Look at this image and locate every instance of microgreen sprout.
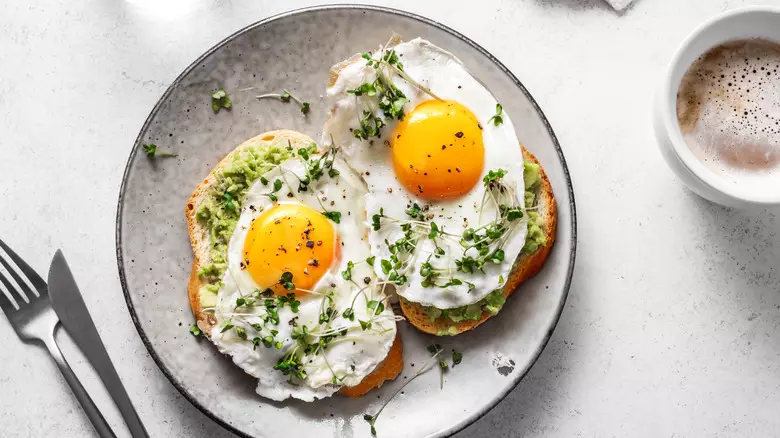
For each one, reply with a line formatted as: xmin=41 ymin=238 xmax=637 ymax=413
xmin=364 ymin=344 xmax=445 ymax=436
xmin=142 ymin=143 xmax=177 ymax=158
xmin=372 ymin=208 xmax=384 ymax=230
xmin=189 ymin=324 xmax=202 ymax=337
xmin=211 ymin=88 xmax=232 ymax=112
xmin=265 ymin=178 xmax=283 ymax=202
xmin=353 ymin=109 xmax=385 ymax=140
xmin=452 ymin=350 xmax=463 ymax=366
xmin=322 ymin=211 xmax=341 ymax=224
xmin=341 ymin=261 xmax=355 ymax=281
xmin=296 ymin=143 xmax=339 ymax=193
xmin=287 ymin=142 xmax=342 ymax=221
xmin=367 ymin=300 xmax=385 ymax=316
xmin=487 ymin=103 xmax=504 ymax=126
xmin=426 ymin=344 xmax=448 ymax=389
xmin=220 ymin=320 xmax=234 ymax=333
xmin=426 ymin=222 xmax=437 ymax=239
xmin=453 ymin=168 xmax=523 ymax=275
xmin=349 ymin=42 xmax=442 ymax=142
xmin=222 ymin=192 xmax=236 ymax=211
xmin=256 ymin=88 xmax=310 ymax=114
xmin=405 ymin=203 xmax=422 ymax=219
xmin=235 ymin=296 xmax=254 ymax=308
xmin=362 ymin=47 xmax=443 ymax=101
xmin=279 ymin=272 xmax=295 ymax=290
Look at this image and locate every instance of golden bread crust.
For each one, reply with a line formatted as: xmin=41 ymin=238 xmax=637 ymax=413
xmin=339 ymin=333 xmax=403 ymax=397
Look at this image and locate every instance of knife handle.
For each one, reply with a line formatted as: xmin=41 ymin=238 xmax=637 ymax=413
xmin=43 ymin=333 xmax=117 ymax=438
xmin=81 ymin=339 xmax=149 ymax=438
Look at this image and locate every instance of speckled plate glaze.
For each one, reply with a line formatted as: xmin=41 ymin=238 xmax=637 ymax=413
xmin=117 ymin=5 xmax=576 ymax=438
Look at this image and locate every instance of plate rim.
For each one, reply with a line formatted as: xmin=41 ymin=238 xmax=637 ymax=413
xmin=115 ymin=4 xmax=578 ymax=437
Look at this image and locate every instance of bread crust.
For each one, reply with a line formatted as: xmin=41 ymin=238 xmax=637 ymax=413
xmin=399 ymin=146 xmax=557 ymax=335
xmin=185 ymin=130 xmax=402 ymax=397
xmin=338 ymin=333 xmax=403 ymax=397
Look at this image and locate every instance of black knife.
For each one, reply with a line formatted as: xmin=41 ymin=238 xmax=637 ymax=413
xmin=48 ymin=250 xmax=149 ymax=438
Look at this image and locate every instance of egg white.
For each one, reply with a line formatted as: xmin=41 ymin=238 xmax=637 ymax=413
xmin=209 ymin=155 xmax=397 ymax=402
xmin=225 ymin=156 xmax=367 ymax=296
xmin=323 ymin=38 xmax=528 ymax=309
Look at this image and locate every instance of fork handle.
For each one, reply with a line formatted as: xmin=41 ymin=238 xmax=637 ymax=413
xmin=43 ymin=335 xmax=117 ymax=438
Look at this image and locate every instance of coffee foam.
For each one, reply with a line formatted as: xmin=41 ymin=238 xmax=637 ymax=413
xmin=676 ymin=39 xmax=780 ymax=192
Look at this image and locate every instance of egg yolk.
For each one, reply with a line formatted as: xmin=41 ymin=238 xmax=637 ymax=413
xmin=242 ymin=203 xmax=336 ymax=295
xmin=392 ymin=100 xmax=485 ymax=199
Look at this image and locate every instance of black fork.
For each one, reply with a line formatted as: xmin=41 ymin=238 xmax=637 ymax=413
xmin=0 ymin=238 xmax=116 ymax=438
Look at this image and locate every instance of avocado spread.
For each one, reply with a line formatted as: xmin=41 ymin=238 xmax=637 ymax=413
xmin=522 ymin=161 xmax=546 ymax=254
xmin=420 ymin=160 xmax=546 ymax=330
xmin=198 ymin=282 xmax=221 ymax=308
xmin=421 ymin=288 xmax=507 ymax=322
xmin=195 ymin=143 xmax=293 ymax=282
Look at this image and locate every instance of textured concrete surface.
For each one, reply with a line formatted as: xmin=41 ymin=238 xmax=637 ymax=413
xmin=1 ymin=0 xmax=779 ymax=437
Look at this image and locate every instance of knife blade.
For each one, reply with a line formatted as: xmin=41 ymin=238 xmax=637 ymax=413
xmin=48 ymin=250 xmax=149 ymax=438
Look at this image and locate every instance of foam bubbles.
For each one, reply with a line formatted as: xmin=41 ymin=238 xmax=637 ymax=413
xmin=676 ymin=39 xmax=780 ymax=191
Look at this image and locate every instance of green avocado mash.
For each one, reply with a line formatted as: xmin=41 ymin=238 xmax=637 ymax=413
xmin=436 ymin=326 xmax=459 ymax=336
xmin=198 ymin=282 xmax=221 ymax=308
xmin=421 ymin=288 xmax=507 ymax=323
xmin=418 ymin=159 xmax=546 ymax=330
xmin=195 ymin=143 xmax=293 ymax=281
xmin=522 ymin=161 xmax=546 ymax=254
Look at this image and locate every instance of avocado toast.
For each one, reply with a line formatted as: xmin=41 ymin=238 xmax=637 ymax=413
xmin=185 ymin=129 xmax=403 ymax=397
xmin=398 ymin=146 xmax=557 ymax=336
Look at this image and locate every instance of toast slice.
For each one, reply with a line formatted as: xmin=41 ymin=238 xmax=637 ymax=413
xmin=185 ymin=130 xmax=402 ymax=397
xmin=399 ymin=146 xmax=557 ymax=335
xmin=186 ymin=130 xmax=315 ymax=335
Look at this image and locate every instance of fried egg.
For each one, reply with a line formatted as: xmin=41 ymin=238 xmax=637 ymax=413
xmin=209 ymin=151 xmax=398 ymax=402
xmin=323 ymin=38 xmax=528 ymax=309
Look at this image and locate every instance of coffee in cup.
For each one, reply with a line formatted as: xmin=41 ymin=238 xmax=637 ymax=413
xmin=676 ymin=38 xmax=780 ymax=192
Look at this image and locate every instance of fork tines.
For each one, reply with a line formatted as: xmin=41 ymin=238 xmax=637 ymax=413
xmin=0 ymin=239 xmax=42 ymax=309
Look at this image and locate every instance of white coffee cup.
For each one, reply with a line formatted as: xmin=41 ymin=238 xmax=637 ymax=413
xmin=653 ymin=6 xmax=780 ymax=208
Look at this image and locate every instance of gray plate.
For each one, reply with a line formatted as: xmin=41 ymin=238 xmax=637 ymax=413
xmin=116 ymin=5 xmax=576 ymax=438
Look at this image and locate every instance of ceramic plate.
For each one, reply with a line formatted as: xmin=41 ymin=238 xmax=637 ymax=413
xmin=117 ymin=5 xmax=576 ymax=438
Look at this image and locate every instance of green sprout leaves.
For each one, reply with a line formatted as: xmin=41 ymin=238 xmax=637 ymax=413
xmin=211 ymin=88 xmax=232 ymax=112
xmin=487 ymin=103 xmax=503 ymax=126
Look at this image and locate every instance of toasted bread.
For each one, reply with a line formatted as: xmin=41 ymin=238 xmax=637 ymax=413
xmin=185 ymin=130 xmax=402 ymax=397
xmin=399 ymin=146 xmax=557 ymax=336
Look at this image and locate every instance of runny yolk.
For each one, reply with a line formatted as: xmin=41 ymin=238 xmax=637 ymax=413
xmin=242 ymin=203 xmax=336 ymax=295
xmin=391 ymin=100 xmax=485 ymax=199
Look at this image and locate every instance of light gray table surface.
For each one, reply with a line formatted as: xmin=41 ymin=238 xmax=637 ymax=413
xmin=2 ymin=0 xmax=780 ymax=437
